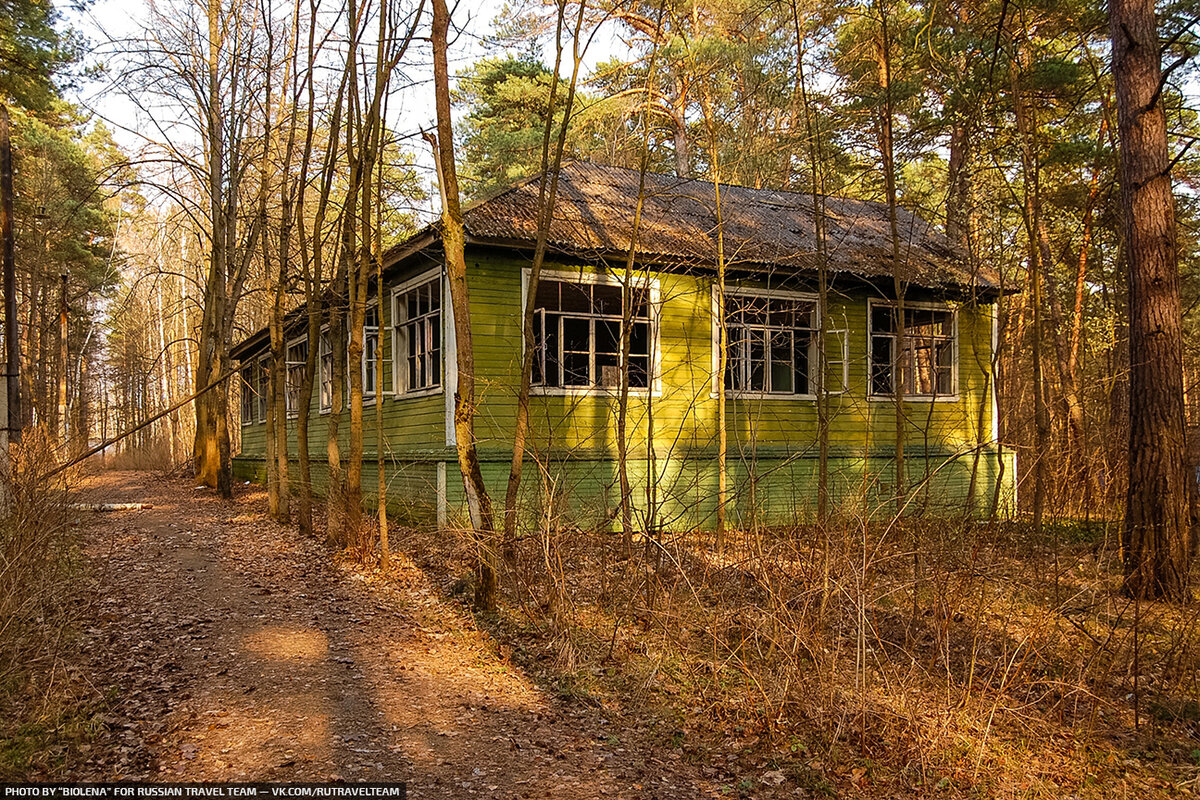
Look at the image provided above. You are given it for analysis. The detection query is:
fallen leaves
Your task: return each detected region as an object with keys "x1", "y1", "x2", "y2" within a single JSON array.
[{"x1": 66, "y1": 471, "x2": 716, "y2": 798}]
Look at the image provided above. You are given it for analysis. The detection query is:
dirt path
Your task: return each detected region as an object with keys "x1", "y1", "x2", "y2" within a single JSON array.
[{"x1": 72, "y1": 471, "x2": 714, "y2": 798}]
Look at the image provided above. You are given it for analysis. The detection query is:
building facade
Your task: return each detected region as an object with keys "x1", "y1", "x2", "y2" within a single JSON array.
[{"x1": 232, "y1": 163, "x2": 1017, "y2": 528}]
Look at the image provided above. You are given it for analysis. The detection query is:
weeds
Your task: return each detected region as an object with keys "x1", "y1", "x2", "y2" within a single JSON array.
[
  {"x1": 395, "y1": 491, "x2": 1200, "y2": 797},
  {"x1": 0, "y1": 431, "x2": 90, "y2": 779}
]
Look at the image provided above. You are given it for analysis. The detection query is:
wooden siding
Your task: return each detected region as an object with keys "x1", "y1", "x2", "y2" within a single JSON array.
[
  {"x1": 237, "y1": 258, "x2": 447, "y2": 460},
  {"x1": 465, "y1": 249, "x2": 998, "y2": 459},
  {"x1": 234, "y1": 246, "x2": 1016, "y2": 526}
]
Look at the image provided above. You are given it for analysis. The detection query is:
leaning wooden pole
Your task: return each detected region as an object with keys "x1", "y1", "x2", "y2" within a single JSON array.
[{"x1": 44, "y1": 368, "x2": 239, "y2": 482}]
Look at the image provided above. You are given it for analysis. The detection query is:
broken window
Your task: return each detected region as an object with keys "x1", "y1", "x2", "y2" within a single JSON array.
[
  {"x1": 393, "y1": 276, "x2": 441, "y2": 394},
  {"x1": 531, "y1": 277, "x2": 652, "y2": 390},
  {"x1": 240, "y1": 363, "x2": 258, "y2": 425},
  {"x1": 363, "y1": 304, "x2": 379, "y2": 399},
  {"x1": 869, "y1": 302, "x2": 956, "y2": 398},
  {"x1": 285, "y1": 337, "x2": 308, "y2": 418},
  {"x1": 318, "y1": 331, "x2": 333, "y2": 414},
  {"x1": 723, "y1": 293, "x2": 819, "y2": 396}
]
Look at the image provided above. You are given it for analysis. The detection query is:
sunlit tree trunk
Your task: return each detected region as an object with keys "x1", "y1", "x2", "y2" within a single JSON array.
[
  {"x1": 1012, "y1": 55, "x2": 1051, "y2": 540},
  {"x1": 502, "y1": 0, "x2": 586, "y2": 563},
  {"x1": 1111, "y1": 0, "x2": 1192, "y2": 600},
  {"x1": 430, "y1": 0, "x2": 498, "y2": 610},
  {"x1": 193, "y1": 0, "x2": 233, "y2": 497},
  {"x1": 874, "y1": 2, "x2": 905, "y2": 514}
]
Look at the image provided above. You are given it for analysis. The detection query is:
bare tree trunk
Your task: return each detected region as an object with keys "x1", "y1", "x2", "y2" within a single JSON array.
[
  {"x1": 1111, "y1": 0, "x2": 1192, "y2": 600},
  {"x1": 946, "y1": 120, "x2": 971, "y2": 254},
  {"x1": 791, "y1": 0, "x2": 831, "y2": 528},
  {"x1": 875, "y1": 4, "x2": 906, "y2": 514},
  {"x1": 191, "y1": 0, "x2": 254, "y2": 499},
  {"x1": 502, "y1": 0, "x2": 587, "y2": 562},
  {"x1": 0, "y1": 103, "x2": 18, "y2": 445},
  {"x1": 375, "y1": 193, "x2": 389, "y2": 570},
  {"x1": 339, "y1": 0, "x2": 373, "y2": 552},
  {"x1": 615, "y1": 5, "x2": 664, "y2": 553},
  {"x1": 194, "y1": 0, "x2": 229, "y2": 495},
  {"x1": 57, "y1": 272, "x2": 67, "y2": 444},
  {"x1": 326, "y1": 255, "x2": 348, "y2": 545},
  {"x1": 262, "y1": 28, "x2": 290, "y2": 524},
  {"x1": 1013, "y1": 58, "x2": 1051, "y2": 540},
  {"x1": 267, "y1": 209, "x2": 290, "y2": 522},
  {"x1": 700, "y1": 91, "x2": 729, "y2": 548},
  {"x1": 671, "y1": 80, "x2": 689, "y2": 179},
  {"x1": 294, "y1": 2, "x2": 348, "y2": 538},
  {"x1": 430, "y1": 0, "x2": 498, "y2": 610}
]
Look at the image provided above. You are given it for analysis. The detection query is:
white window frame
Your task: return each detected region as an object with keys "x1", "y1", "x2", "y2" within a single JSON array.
[
  {"x1": 240, "y1": 362, "x2": 258, "y2": 426},
  {"x1": 352, "y1": 300, "x2": 381, "y2": 405},
  {"x1": 284, "y1": 334, "x2": 308, "y2": 419},
  {"x1": 256, "y1": 355, "x2": 269, "y2": 424},
  {"x1": 710, "y1": 286, "x2": 848, "y2": 399},
  {"x1": 866, "y1": 298, "x2": 959, "y2": 402},
  {"x1": 825, "y1": 312, "x2": 851, "y2": 396},
  {"x1": 391, "y1": 266, "x2": 444, "y2": 400},
  {"x1": 521, "y1": 268, "x2": 662, "y2": 397},
  {"x1": 318, "y1": 327, "x2": 333, "y2": 415}
]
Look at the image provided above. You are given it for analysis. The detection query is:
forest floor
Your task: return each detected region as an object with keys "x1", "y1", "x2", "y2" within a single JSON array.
[
  {"x1": 60, "y1": 470, "x2": 716, "y2": 798},
  {"x1": 11, "y1": 468, "x2": 1200, "y2": 798}
]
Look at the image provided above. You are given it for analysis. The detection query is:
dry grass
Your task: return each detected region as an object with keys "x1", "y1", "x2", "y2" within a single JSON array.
[
  {"x1": 394, "y1": 501, "x2": 1200, "y2": 798},
  {"x1": 99, "y1": 441, "x2": 179, "y2": 473},
  {"x1": 0, "y1": 431, "x2": 97, "y2": 779}
]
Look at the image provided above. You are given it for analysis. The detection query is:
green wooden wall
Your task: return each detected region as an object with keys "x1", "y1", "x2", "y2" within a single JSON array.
[{"x1": 233, "y1": 246, "x2": 1017, "y2": 528}]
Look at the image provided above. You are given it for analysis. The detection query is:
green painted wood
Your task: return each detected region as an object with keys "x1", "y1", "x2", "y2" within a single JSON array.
[{"x1": 234, "y1": 245, "x2": 1015, "y2": 527}]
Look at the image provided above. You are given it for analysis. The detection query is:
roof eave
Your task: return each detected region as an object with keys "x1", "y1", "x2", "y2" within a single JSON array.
[{"x1": 461, "y1": 234, "x2": 1006, "y2": 298}]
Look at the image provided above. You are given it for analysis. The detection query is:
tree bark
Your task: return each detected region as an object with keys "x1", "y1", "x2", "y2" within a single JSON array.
[
  {"x1": 502, "y1": 0, "x2": 586, "y2": 564},
  {"x1": 1111, "y1": 0, "x2": 1192, "y2": 600},
  {"x1": 875, "y1": 5, "x2": 906, "y2": 514},
  {"x1": 430, "y1": 0, "x2": 498, "y2": 610},
  {"x1": 1012, "y1": 59, "x2": 1051, "y2": 540},
  {"x1": 193, "y1": 0, "x2": 235, "y2": 498}
]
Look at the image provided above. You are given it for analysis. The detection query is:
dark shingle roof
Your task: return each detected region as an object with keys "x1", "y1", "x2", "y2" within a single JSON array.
[{"x1": 455, "y1": 161, "x2": 1002, "y2": 294}]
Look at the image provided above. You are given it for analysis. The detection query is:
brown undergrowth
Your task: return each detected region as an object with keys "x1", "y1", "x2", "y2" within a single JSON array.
[
  {"x1": 0, "y1": 432, "x2": 101, "y2": 779},
  {"x1": 387, "y1": 505, "x2": 1200, "y2": 798}
]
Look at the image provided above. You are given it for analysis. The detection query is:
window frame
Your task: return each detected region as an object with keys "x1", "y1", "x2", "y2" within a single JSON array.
[
  {"x1": 351, "y1": 300, "x2": 381, "y2": 405},
  {"x1": 390, "y1": 267, "x2": 444, "y2": 400},
  {"x1": 710, "y1": 286, "x2": 849, "y2": 400},
  {"x1": 522, "y1": 268, "x2": 662, "y2": 397},
  {"x1": 284, "y1": 335, "x2": 308, "y2": 419},
  {"x1": 866, "y1": 299, "x2": 959, "y2": 402},
  {"x1": 256, "y1": 355, "x2": 269, "y2": 424},
  {"x1": 239, "y1": 362, "x2": 258, "y2": 426},
  {"x1": 318, "y1": 328, "x2": 334, "y2": 415}
]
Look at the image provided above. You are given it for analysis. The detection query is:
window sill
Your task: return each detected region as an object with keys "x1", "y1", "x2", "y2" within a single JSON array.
[
  {"x1": 392, "y1": 386, "x2": 443, "y2": 401},
  {"x1": 867, "y1": 394, "x2": 961, "y2": 403},
  {"x1": 316, "y1": 397, "x2": 379, "y2": 412},
  {"x1": 707, "y1": 391, "x2": 851, "y2": 401},
  {"x1": 531, "y1": 386, "x2": 662, "y2": 399},
  {"x1": 710, "y1": 391, "x2": 817, "y2": 401}
]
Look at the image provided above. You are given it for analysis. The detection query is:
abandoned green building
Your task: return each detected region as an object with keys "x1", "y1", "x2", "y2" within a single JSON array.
[{"x1": 231, "y1": 162, "x2": 1017, "y2": 528}]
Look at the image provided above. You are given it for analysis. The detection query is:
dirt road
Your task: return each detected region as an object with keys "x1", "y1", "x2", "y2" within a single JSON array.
[{"x1": 73, "y1": 471, "x2": 713, "y2": 798}]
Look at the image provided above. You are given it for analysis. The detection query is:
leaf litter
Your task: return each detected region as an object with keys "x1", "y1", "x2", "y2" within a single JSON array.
[{"x1": 67, "y1": 470, "x2": 717, "y2": 798}]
